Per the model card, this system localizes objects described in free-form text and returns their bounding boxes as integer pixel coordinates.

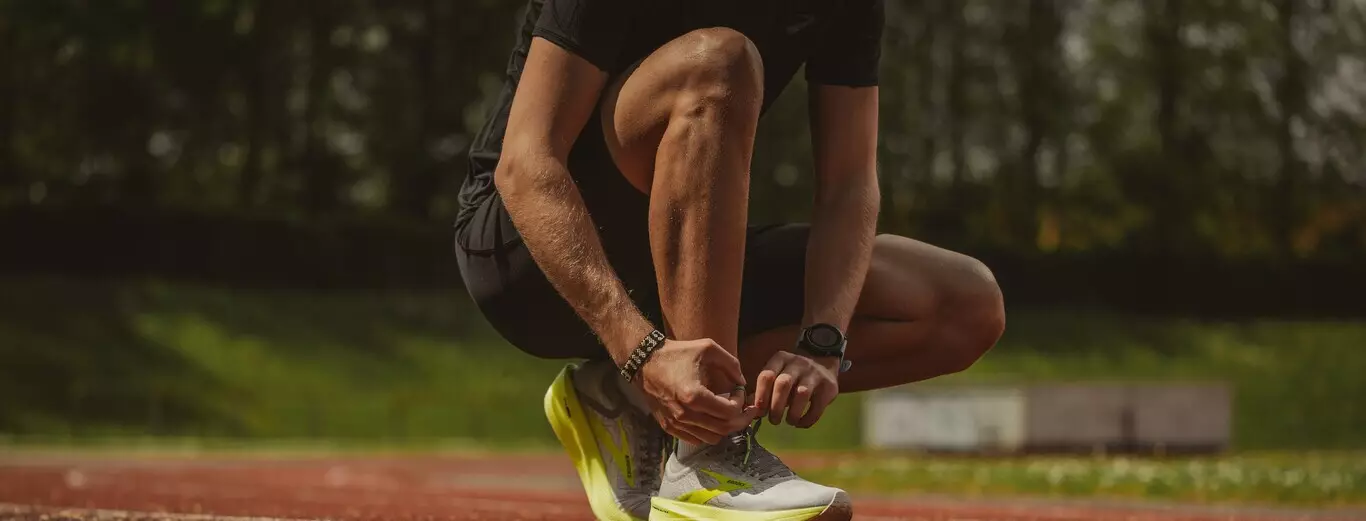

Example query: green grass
[1,275,1364,452]
[0,275,564,447]
[798,452,1366,508]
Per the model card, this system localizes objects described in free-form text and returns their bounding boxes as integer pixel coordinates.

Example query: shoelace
[724,419,794,481]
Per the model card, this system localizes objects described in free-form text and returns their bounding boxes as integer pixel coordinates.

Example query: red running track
[0,453,1358,521]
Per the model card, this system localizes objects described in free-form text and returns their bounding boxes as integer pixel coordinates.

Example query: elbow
[494,139,561,203]
[492,152,526,200]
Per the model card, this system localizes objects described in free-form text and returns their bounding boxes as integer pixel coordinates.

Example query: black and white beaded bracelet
[619,329,667,383]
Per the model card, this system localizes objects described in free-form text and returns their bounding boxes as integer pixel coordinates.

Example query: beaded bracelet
[619,329,667,383]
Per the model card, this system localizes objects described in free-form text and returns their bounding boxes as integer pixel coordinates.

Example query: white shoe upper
[657,420,846,512]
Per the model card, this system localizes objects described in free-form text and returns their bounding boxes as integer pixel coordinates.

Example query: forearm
[804,178,880,332]
[495,154,656,364]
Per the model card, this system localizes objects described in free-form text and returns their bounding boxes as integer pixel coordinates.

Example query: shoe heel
[544,365,642,521]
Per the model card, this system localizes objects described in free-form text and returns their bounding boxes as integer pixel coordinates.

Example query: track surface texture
[0,453,1359,521]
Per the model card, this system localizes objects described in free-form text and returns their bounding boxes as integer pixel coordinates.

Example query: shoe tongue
[676,440,706,459]
[676,422,754,460]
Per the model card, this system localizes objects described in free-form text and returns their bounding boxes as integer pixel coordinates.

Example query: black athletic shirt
[456,0,885,230]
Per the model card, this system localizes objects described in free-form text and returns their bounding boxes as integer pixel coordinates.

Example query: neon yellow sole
[648,497,828,521]
[544,365,643,521]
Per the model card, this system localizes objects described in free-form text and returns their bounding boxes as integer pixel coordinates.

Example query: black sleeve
[532,0,634,73]
[805,0,885,87]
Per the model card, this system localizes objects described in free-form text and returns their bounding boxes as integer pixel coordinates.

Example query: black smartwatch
[796,323,851,373]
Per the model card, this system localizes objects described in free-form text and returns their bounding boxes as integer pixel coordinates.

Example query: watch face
[808,325,842,348]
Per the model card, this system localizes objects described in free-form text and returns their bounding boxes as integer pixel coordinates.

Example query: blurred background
[1,0,1364,508]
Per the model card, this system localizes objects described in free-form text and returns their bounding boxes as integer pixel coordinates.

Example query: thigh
[856,234,992,323]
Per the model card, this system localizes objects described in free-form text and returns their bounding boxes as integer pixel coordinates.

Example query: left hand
[751,350,840,428]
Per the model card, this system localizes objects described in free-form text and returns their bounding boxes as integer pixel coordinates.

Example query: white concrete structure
[863,383,1232,453]
[864,387,1027,452]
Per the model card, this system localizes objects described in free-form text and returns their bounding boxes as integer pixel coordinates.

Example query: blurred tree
[0,10,14,193]
[299,0,344,214]
[238,0,283,207]
[0,0,1361,270]
[1009,0,1067,251]
[1275,0,1308,254]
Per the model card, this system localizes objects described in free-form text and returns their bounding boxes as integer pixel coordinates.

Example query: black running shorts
[454,108,810,361]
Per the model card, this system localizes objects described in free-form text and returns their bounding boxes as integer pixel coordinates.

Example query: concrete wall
[1131,383,1232,451]
[1023,384,1129,451]
[863,382,1232,454]
[864,387,1026,452]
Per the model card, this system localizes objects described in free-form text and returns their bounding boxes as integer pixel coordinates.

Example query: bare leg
[600,28,764,375]
[739,234,1007,394]
[594,28,1004,418]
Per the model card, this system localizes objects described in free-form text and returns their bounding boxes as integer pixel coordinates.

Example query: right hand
[637,338,757,445]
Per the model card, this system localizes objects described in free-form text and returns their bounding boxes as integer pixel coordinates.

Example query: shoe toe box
[721,477,846,513]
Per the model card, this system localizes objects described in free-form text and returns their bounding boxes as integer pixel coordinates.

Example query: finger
[786,379,815,426]
[751,370,775,413]
[740,384,764,424]
[732,388,764,429]
[674,415,725,444]
[753,355,787,413]
[723,386,754,433]
[655,413,703,446]
[726,400,758,433]
[768,372,796,425]
[681,386,745,421]
[665,420,708,446]
[729,385,746,410]
[675,386,748,439]
[795,385,838,429]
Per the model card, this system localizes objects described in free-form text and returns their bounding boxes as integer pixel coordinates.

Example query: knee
[941,257,1006,374]
[668,28,764,115]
